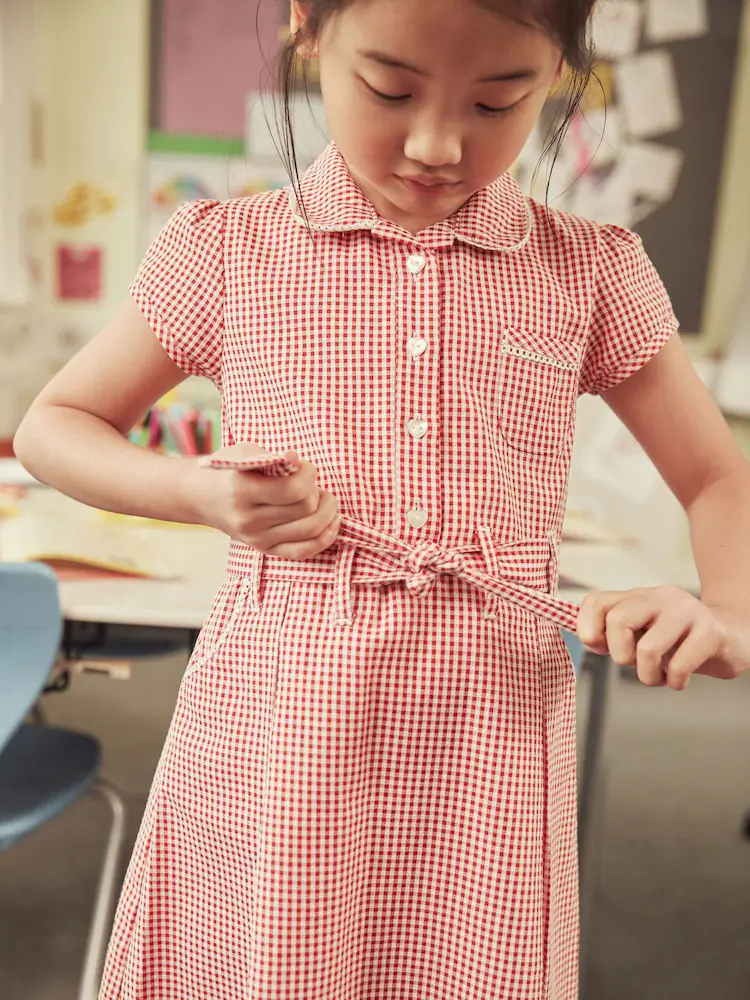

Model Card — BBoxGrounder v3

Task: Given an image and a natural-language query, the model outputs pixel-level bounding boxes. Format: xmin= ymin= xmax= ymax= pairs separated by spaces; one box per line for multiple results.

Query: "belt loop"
xmin=333 ymin=543 xmax=356 ymax=626
xmin=248 ymin=548 xmax=265 ymax=614
xmin=477 ymin=526 xmax=500 ymax=621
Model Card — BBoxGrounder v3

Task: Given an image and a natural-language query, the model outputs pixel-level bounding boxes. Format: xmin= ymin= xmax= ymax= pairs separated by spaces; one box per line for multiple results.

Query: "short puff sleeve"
xmin=129 ymin=200 xmax=228 ymax=388
xmin=580 ymin=224 xmax=679 ymax=396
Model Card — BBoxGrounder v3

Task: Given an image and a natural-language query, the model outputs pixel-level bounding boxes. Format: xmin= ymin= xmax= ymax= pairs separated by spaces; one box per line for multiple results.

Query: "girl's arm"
xmin=576 ymin=334 xmax=750 ymax=687
xmin=14 ymin=297 xmax=341 ymax=559
xmin=13 ymin=297 xmax=208 ymax=523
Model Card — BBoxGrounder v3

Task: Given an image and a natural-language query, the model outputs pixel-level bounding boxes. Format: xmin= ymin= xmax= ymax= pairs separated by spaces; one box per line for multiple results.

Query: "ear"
xmin=553 ymin=57 xmax=565 ymax=85
xmin=290 ymin=1 xmax=308 ymax=35
xmin=290 ymin=1 xmax=318 ymax=58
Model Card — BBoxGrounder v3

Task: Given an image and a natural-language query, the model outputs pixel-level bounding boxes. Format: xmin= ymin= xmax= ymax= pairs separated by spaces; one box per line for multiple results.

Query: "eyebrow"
xmin=359 ymin=50 xmax=536 ymax=82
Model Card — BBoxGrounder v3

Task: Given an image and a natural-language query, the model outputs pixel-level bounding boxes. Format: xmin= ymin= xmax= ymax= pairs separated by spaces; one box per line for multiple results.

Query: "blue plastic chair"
xmin=563 ymin=629 xmax=586 ymax=677
xmin=0 ymin=563 xmax=126 ymax=1000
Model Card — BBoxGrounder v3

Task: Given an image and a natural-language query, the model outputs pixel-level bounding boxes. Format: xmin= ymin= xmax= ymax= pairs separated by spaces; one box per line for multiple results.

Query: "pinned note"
xmin=591 ymin=0 xmax=644 ymax=59
xmin=645 ymin=0 xmax=709 ymax=43
xmin=580 ymin=107 xmax=623 ymax=168
xmin=618 ymin=141 xmax=684 ymax=202
xmin=570 ymin=171 xmax=636 ymax=229
xmin=615 ymin=49 xmax=683 ymax=139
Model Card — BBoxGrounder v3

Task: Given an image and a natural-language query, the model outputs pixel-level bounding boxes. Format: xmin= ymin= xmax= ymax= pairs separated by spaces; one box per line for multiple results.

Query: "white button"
xmin=408 ymin=418 xmax=428 ymax=440
xmin=407 ymin=337 xmax=428 ymax=358
xmin=407 ymin=253 xmax=426 ymax=275
xmin=407 ymin=508 xmax=429 ymax=529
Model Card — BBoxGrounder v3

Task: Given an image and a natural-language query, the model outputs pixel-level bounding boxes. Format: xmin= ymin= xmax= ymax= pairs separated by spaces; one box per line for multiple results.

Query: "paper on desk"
xmin=615 ymin=49 xmax=683 ymax=139
xmin=0 ymin=515 xmax=179 ymax=579
xmin=591 ymin=0 xmax=644 ymax=59
xmin=562 ymin=509 xmax=633 ymax=545
xmin=582 ymin=419 xmax=662 ymax=503
xmin=0 ymin=489 xmax=22 ymax=517
xmin=645 ymin=0 xmax=709 ymax=43
xmin=0 ymin=458 xmax=40 ymax=487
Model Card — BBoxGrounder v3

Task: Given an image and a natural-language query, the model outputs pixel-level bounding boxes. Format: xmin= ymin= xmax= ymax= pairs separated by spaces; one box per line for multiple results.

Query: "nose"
xmin=404 ymin=113 xmax=462 ymax=168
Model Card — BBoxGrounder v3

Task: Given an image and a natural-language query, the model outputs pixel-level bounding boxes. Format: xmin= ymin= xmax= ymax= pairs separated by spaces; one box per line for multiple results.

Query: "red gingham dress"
xmin=99 ymin=145 xmax=677 ymax=1000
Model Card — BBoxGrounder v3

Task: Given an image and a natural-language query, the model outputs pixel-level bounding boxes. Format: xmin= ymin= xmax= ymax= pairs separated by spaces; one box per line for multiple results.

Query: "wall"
xmin=1 ymin=0 xmax=749 ymax=568
xmin=0 ymin=0 xmax=149 ymax=438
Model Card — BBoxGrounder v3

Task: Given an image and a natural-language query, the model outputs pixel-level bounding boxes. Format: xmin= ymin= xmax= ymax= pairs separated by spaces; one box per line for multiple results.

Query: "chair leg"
xmin=76 ymin=777 xmax=127 ymax=1000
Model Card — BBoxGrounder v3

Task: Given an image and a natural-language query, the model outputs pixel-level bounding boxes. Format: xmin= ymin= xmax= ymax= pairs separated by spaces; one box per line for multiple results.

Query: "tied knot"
xmin=403 ymin=543 xmax=465 ymax=597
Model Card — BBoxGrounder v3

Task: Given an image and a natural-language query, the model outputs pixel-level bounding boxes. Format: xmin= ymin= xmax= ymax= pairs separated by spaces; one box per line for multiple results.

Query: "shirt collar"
xmin=289 ymin=144 xmax=533 ymax=253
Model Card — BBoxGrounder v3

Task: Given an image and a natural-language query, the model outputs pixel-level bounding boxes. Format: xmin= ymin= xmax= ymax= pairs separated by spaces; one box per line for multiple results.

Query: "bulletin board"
xmin=517 ymin=0 xmax=750 ymax=344
xmin=148 ymin=0 xmax=284 ymax=154
xmin=634 ymin=0 xmax=748 ymax=341
xmin=148 ymin=0 xmax=750 ymax=349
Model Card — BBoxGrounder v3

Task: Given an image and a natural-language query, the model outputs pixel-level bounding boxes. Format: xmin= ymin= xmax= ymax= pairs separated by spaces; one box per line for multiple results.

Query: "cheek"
xmin=332 ymin=102 xmax=399 ymax=162
xmin=481 ymin=109 xmax=542 ymax=173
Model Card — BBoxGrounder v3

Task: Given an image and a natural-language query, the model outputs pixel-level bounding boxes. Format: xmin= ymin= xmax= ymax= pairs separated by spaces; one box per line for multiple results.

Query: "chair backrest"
xmin=0 ymin=563 xmax=62 ymax=755
xmin=563 ymin=629 xmax=586 ymax=678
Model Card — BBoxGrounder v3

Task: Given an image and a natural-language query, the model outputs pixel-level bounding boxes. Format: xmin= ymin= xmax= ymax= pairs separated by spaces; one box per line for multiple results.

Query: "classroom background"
xmin=0 ymin=1 xmax=749 ymax=999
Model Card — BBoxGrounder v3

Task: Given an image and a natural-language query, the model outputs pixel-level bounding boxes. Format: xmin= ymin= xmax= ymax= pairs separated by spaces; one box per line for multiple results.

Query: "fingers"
xmin=577 ymin=586 xmax=726 ymax=692
xmin=577 ymin=590 xmax=634 ymax=656
xmin=665 ymin=623 xmax=724 ymax=691
xmin=633 ymin=616 xmax=687 ymax=687
xmin=265 ymin=504 xmax=342 ymax=560
xmin=604 ymin=594 xmax=657 ymax=667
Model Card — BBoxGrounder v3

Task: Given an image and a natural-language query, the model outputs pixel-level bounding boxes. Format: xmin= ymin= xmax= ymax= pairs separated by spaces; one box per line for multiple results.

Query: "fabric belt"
xmin=228 ymin=515 xmax=580 ymax=633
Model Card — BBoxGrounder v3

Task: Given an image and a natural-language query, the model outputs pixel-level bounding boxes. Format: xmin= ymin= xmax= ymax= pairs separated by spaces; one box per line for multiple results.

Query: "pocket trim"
xmin=182 ymin=577 xmax=253 ymax=681
xmin=500 ymin=341 xmax=579 ymax=373
xmin=501 ymin=327 xmax=582 ymax=373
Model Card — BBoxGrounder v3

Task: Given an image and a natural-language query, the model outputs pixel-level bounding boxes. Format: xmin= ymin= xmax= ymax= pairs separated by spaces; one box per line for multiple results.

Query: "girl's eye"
xmin=477 ymin=102 xmax=519 ymax=116
xmin=365 ymin=82 xmax=410 ymax=103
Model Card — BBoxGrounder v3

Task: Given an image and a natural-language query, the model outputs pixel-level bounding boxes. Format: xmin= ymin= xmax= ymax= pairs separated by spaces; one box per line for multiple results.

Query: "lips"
xmin=398 ymin=175 xmax=461 ymax=197
xmin=401 ymin=175 xmax=459 ymax=187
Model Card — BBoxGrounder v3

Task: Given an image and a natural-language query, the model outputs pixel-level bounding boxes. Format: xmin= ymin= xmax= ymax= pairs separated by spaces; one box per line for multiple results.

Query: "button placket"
xmin=405 ymin=251 xmax=429 ymax=363
xmin=396 ymin=243 xmax=442 ymax=536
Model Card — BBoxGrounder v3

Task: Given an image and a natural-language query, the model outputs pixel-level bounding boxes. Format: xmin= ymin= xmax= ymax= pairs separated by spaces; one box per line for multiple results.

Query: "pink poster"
xmin=158 ymin=0 xmax=284 ymax=139
xmin=57 ymin=245 xmax=103 ymax=302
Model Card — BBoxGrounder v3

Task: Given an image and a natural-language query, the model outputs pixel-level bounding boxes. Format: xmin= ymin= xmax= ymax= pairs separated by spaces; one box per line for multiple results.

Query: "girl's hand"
xmin=183 ymin=443 xmax=342 ymax=560
xmin=577 ymin=586 xmax=750 ymax=690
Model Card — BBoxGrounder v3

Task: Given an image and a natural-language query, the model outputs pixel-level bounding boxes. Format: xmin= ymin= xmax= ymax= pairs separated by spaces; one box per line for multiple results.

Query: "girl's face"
xmin=293 ymin=0 xmax=563 ymax=234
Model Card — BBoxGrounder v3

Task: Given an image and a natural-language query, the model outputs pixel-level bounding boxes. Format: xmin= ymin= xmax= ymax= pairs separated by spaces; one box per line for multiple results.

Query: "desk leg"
xmin=578 ymin=653 xmax=618 ymax=1000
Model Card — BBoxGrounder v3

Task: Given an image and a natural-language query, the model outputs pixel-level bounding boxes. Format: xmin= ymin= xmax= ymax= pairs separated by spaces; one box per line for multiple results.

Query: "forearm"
xmin=686 ymin=468 xmax=750 ymax=612
xmin=14 ymin=404 xmax=204 ymax=524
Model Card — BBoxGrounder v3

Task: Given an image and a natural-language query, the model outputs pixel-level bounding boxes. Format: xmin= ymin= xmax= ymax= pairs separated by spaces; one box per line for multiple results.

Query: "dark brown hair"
xmin=269 ymin=0 xmax=599 ymax=217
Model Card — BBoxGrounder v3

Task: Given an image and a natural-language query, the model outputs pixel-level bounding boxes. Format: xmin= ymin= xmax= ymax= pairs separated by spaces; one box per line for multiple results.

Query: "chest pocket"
xmin=499 ymin=328 xmax=581 ymax=457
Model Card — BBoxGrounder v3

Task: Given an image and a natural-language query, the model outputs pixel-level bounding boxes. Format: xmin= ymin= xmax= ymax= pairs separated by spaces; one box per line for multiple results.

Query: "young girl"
xmin=14 ymin=1 xmax=750 ymax=998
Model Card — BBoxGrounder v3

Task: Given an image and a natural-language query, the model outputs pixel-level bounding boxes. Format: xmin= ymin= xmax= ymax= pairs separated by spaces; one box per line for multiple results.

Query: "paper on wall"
xmin=591 ymin=0 xmax=644 ymax=59
xmin=645 ymin=0 xmax=709 ymax=43
xmin=615 ymin=49 xmax=683 ymax=139
xmin=629 ymin=200 xmax=660 ymax=227
xmin=145 ymin=151 xmax=289 ymax=246
xmin=569 ymin=170 xmax=636 ymax=229
xmin=580 ymin=107 xmax=623 ymax=168
xmin=618 ymin=141 xmax=684 ymax=202
xmin=246 ymin=91 xmax=330 ymax=167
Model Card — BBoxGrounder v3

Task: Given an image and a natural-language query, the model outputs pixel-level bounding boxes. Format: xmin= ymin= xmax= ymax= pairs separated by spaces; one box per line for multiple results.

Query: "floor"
xmin=1 ymin=643 xmax=749 ymax=1000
